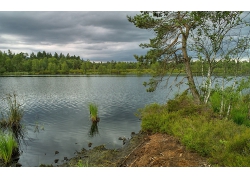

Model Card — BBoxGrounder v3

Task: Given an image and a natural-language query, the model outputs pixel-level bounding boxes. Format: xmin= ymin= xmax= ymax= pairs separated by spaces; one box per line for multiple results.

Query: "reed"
xmin=88 ymin=103 xmax=99 ymax=122
xmin=0 ymin=93 xmax=23 ymax=127
xmin=0 ymin=132 xmax=18 ymax=165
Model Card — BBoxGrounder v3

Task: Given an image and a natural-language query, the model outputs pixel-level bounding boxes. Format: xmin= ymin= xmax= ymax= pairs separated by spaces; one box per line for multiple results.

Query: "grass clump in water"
xmin=137 ymin=92 xmax=250 ymax=166
xmin=0 ymin=93 xmax=24 ymax=128
xmin=0 ymin=132 xmax=18 ymax=165
xmin=89 ymin=103 xmax=99 ymax=122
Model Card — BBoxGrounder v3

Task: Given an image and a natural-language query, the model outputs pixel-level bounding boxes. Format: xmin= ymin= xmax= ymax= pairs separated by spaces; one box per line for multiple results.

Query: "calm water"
xmin=0 ymin=76 xmax=186 ymax=166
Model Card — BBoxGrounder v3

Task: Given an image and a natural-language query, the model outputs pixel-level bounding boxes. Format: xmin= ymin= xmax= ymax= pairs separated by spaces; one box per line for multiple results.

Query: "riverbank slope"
xmin=57 ymin=131 xmax=210 ymax=167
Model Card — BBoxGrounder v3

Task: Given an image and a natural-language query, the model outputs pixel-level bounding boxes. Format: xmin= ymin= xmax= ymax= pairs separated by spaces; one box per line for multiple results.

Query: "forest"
xmin=0 ymin=49 xmax=250 ymax=76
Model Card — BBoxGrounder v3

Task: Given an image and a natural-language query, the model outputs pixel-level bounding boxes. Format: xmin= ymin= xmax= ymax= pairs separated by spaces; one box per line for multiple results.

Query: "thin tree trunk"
xmin=204 ymin=65 xmax=212 ymax=104
xmin=182 ymin=26 xmax=201 ymax=104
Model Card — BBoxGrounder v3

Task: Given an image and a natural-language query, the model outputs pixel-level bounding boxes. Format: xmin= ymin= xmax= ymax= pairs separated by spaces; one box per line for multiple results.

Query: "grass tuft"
xmin=0 ymin=93 xmax=23 ymax=128
xmin=88 ymin=103 xmax=99 ymax=122
xmin=0 ymin=132 xmax=18 ymax=165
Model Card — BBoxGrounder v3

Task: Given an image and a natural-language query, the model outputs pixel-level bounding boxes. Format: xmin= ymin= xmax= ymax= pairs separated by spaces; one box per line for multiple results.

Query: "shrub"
xmin=139 ymin=92 xmax=250 ymax=166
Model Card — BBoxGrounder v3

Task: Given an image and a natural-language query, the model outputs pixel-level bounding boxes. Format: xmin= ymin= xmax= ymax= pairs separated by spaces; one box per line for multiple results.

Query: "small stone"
xmin=54 ymin=159 xmax=59 ymax=163
xmin=16 ymin=163 xmax=22 ymax=167
xmin=64 ymin=157 xmax=68 ymax=161
xmin=55 ymin=151 xmax=59 ymax=154
xmin=88 ymin=142 xmax=92 ymax=147
xmin=118 ymin=137 xmax=123 ymax=140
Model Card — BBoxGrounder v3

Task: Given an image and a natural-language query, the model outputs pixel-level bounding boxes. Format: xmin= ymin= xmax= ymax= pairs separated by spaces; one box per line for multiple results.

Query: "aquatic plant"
xmin=88 ymin=103 xmax=99 ymax=122
xmin=0 ymin=132 xmax=18 ymax=165
xmin=0 ymin=93 xmax=24 ymax=128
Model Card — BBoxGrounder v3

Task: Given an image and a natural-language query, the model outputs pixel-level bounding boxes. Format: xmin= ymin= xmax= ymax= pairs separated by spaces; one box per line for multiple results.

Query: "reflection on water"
xmin=0 ymin=76 xmax=187 ymax=166
xmin=89 ymin=121 xmax=99 ymax=137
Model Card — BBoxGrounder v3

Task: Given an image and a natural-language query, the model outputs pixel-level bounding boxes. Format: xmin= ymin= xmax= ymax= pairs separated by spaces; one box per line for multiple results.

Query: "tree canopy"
xmin=127 ymin=11 xmax=250 ymax=104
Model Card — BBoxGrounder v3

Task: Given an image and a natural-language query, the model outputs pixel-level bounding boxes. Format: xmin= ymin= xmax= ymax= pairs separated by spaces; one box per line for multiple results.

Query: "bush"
xmin=138 ymin=92 xmax=250 ymax=166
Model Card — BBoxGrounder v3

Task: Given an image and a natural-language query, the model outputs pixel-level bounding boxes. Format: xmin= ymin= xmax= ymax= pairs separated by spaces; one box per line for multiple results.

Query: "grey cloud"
xmin=0 ymin=11 xmax=152 ymax=61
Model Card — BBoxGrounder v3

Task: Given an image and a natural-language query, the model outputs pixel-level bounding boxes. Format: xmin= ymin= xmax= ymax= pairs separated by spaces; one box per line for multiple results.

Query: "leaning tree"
xmin=127 ymin=11 xmax=250 ymax=105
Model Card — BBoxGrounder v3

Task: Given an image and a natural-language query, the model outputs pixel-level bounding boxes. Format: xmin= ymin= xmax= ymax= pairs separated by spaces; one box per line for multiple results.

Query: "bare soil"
xmin=58 ymin=132 xmax=211 ymax=167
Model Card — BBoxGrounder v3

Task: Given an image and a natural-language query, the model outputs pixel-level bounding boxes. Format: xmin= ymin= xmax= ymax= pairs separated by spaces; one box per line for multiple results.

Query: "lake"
xmin=0 ymin=75 xmax=187 ymax=166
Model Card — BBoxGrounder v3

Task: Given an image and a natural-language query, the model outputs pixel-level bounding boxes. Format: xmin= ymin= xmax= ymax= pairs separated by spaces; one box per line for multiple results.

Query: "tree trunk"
xmin=182 ymin=26 xmax=201 ymax=104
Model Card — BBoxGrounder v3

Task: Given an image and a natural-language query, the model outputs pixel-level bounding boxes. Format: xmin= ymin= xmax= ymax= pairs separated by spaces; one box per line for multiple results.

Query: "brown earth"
xmin=58 ymin=132 xmax=211 ymax=167
xmin=119 ymin=133 xmax=210 ymax=167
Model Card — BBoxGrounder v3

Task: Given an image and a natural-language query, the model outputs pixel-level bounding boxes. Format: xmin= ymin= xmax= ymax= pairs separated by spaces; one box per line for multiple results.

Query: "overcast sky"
xmin=0 ymin=11 xmax=156 ymax=62
xmin=0 ymin=0 xmax=248 ymax=62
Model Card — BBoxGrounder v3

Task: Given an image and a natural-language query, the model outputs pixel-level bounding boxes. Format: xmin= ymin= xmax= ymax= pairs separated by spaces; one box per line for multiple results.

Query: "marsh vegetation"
xmin=89 ymin=103 xmax=100 ymax=122
xmin=0 ymin=93 xmax=23 ymax=128
xmin=0 ymin=93 xmax=24 ymax=166
xmin=0 ymin=132 xmax=18 ymax=165
xmin=138 ymin=91 xmax=250 ymax=166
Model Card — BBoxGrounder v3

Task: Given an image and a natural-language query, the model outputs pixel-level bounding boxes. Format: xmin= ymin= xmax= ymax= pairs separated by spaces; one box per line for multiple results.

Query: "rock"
xmin=88 ymin=142 xmax=92 ymax=147
xmin=119 ymin=137 xmax=127 ymax=141
xmin=16 ymin=163 xmax=22 ymax=167
xmin=55 ymin=151 xmax=59 ymax=155
xmin=131 ymin=132 xmax=136 ymax=136
xmin=81 ymin=148 xmax=87 ymax=152
xmin=64 ymin=157 xmax=68 ymax=161
xmin=93 ymin=145 xmax=106 ymax=151
xmin=54 ymin=159 xmax=59 ymax=163
xmin=123 ymin=139 xmax=127 ymax=145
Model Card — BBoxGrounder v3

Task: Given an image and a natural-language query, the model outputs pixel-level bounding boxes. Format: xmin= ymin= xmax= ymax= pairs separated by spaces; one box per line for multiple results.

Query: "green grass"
xmin=0 ymin=93 xmax=24 ymax=127
xmin=137 ymin=93 xmax=250 ymax=166
xmin=88 ymin=103 xmax=99 ymax=122
xmin=77 ymin=159 xmax=89 ymax=167
xmin=0 ymin=132 xmax=18 ymax=165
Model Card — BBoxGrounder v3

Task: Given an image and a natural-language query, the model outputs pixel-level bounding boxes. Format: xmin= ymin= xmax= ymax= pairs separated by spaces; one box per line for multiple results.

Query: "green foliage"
xmin=77 ymin=159 xmax=89 ymax=167
xmin=209 ymin=91 xmax=221 ymax=113
xmin=0 ymin=93 xmax=24 ymax=127
xmin=208 ymin=77 xmax=250 ymax=126
xmin=89 ymin=103 xmax=99 ymax=122
xmin=2 ymin=49 xmax=250 ymax=77
xmin=0 ymin=132 xmax=18 ymax=165
xmin=138 ymin=92 xmax=250 ymax=166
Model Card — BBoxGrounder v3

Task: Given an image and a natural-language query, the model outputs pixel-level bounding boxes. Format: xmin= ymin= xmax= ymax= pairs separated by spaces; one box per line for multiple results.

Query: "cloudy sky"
xmin=0 ymin=11 xmax=156 ymax=62
xmin=0 ymin=1 xmax=247 ymax=62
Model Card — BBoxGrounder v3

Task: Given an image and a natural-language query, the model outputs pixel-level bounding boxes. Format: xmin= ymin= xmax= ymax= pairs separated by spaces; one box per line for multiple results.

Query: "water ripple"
xmin=0 ymin=76 xmax=179 ymax=166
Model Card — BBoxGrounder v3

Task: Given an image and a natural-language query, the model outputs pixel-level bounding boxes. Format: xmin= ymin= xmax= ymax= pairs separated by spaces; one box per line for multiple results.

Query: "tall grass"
xmin=0 ymin=93 xmax=23 ymax=127
xmin=0 ymin=132 xmax=18 ymax=165
xmin=89 ymin=103 xmax=99 ymax=122
xmin=138 ymin=92 xmax=250 ymax=166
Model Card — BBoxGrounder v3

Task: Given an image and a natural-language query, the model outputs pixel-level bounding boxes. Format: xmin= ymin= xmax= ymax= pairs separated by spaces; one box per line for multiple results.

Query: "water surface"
xmin=0 ymin=76 xmax=185 ymax=166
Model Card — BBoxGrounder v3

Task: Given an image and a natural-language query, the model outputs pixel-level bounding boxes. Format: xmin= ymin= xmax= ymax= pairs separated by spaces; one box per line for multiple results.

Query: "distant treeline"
xmin=0 ymin=50 xmax=250 ymax=76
